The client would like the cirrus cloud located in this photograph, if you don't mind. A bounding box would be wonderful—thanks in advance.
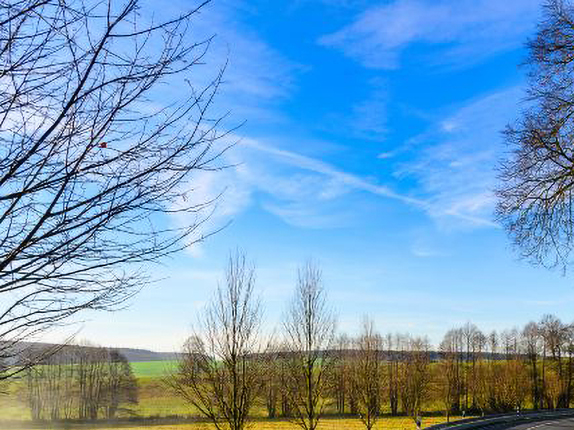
[319,0,541,69]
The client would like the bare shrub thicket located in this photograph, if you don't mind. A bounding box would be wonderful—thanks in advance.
[276,314,574,420]
[25,344,137,420]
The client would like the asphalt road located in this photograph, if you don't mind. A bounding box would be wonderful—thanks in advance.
[480,417,574,430]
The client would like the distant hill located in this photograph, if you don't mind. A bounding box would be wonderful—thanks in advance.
[3,342,509,366]
[112,346,179,362]
[2,341,180,364]
[115,347,179,362]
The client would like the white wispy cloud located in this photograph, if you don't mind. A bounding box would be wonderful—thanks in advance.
[318,0,541,69]
[242,138,425,207]
[324,77,388,142]
[396,86,526,229]
[177,125,502,238]
[246,139,503,227]
[145,0,299,123]
[161,0,520,238]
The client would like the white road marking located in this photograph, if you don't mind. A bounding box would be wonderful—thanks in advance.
[523,418,574,430]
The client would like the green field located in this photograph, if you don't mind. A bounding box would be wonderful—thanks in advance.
[130,360,178,378]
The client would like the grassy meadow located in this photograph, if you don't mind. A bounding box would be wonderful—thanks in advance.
[0,360,461,430]
[10,417,467,430]
[130,361,178,379]
[0,361,188,420]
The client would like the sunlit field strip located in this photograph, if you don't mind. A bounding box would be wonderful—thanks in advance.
[13,416,470,430]
[130,361,178,378]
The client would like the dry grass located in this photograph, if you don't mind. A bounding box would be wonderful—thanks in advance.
[1,364,464,429]
[10,416,467,430]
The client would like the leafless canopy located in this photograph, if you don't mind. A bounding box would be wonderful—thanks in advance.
[0,0,228,377]
[351,318,384,430]
[282,261,336,430]
[497,0,574,270]
[169,252,264,430]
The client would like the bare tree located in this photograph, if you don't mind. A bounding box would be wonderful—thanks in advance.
[26,349,75,421]
[439,329,464,420]
[76,345,108,420]
[169,252,264,430]
[330,334,352,415]
[262,353,279,418]
[0,0,228,378]
[539,314,574,408]
[485,331,499,411]
[259,340,287,419]
[282,261,336,430]
[461,323,484,412]
[102,349,138,419]
[25,343,137,420]
[386,333,401,416]
[523,322,543,409]
[496,0,574,270]
[351,317,384,430]
[400,336,431,420]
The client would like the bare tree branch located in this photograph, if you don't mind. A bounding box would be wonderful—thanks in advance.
[168,251,265,430]
[0,0,229,379]
[497,0,574,271]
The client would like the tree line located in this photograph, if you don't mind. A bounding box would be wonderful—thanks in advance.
[24,344,137,421]
[169,253,574,430]
[438,316,574,416]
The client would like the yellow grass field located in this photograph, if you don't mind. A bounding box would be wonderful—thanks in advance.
[1,362,466,430]
[0,377,449,421]
[9,416,467,430]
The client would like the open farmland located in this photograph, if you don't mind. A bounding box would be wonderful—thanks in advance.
[130,360,178,379]
[0,360,187,420]
[0,358,467,429]
[2,1,574,430]
[7,416,468,430]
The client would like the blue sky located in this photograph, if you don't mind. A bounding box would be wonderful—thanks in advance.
[46,0,574,351]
